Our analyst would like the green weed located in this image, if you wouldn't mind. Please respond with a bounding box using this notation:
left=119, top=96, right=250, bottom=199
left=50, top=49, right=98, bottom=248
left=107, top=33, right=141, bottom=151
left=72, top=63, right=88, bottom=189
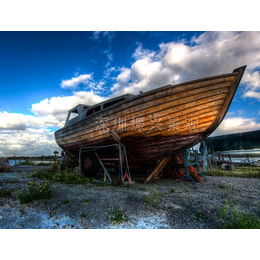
left=18, top=159, right=35, bottom=166
left=83, top=199, right=89, bottom=204
left=108, top=208, right=129, bottom=224
left=216, top=201, right=260, bottom=229
left=91, top=180, right=108, bottom=187
left=62, top=199, right=69, bottom=205
left=143, top=188, right=163, bottom=207
left=219, top=184, right=228, bottom=189
left=207, top=166, right=260, bottom=178
left=17, top=181, right=52, bottom=204
left=171, top=187, right=178, bottom=193
left=32, top=168, right=94, bottom=184
left=0, top=188, right=13, bottom=198
left=195, top=210, right=207, bottom=220
left=139, top=185, right=149, bottom=191
left=31, top=168, right=53, bottom=180
left=80, top=212, right=87, bottom=218
left=19, top=208, right=25, bottom=217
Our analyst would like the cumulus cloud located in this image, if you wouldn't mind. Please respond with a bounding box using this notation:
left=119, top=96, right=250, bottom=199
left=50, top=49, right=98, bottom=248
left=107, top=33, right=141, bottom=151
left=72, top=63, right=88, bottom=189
left=31, top=91, right=107, bottom=121
left=243, top=90, right=260, bottom=99
left=0, top=111, right=64, bottom=157
left=211, top=117, right=260, bottom=136
left=111, top=31, right=260, bottom=97
left=0, top=111, right=63, bottom=130
left=0, top=90, right=107, bottom=156
left=0, top=128, right=60, bottom=157
left=60, top=73, right=93, bottom=90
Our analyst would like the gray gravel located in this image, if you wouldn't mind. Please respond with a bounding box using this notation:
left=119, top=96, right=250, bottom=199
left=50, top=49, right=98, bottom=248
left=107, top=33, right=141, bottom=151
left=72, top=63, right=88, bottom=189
left=0, top=167, right=259, bottom=229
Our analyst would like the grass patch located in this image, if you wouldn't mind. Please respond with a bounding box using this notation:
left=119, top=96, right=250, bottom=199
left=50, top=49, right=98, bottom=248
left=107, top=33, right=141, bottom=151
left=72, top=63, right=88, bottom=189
left=216, top=201, right=260, bottom=229
left=32, top=168, right=109, bottom=186
left=218, top=184, right=229, bottom=189
left=171, top=187, right=179, bottom=193
left=206, top=166, right=260, bottom=178
left=108, top=208, right=129, bottom=224
left=80, top=212, right=87, bottom=218
left=19, top=208, right=25, bottom=217
left=62, top=199, right=69, bottom=205
left=17, top=181, right=52, bottom=204
left=31, top=168, right=53, bottom=180
left=83, top=199, right=89, bottom=204
left=139, top=185, right=149, bottom=191
left=0, top=188, right=13, bottom=198
left=18, top=159, right=35, bottom=166
left=91, top=180, right=108, bottom=187
left=195, top=210, right=207, bottom=220
left=143, top=188, right=163, bottom=207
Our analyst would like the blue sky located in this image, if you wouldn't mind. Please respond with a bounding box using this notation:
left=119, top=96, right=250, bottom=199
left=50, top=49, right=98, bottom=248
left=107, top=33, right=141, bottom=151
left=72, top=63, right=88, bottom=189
left=0, top=31, right=202, bottom=113
left=1, top=31, right=260, bottom=157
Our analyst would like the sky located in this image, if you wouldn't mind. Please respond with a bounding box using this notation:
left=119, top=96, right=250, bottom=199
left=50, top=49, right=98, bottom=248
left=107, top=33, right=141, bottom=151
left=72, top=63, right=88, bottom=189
left=1, top=31, right=260, bottom=157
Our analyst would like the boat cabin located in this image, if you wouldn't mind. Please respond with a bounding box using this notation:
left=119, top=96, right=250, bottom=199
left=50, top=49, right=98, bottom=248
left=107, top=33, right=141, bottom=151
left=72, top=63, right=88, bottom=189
left=65, top=94, right=135, bottom=127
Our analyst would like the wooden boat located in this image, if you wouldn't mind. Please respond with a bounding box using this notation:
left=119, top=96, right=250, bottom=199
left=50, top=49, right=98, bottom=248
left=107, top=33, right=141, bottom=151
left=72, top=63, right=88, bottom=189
left=55, top=66, right=246, bottom=176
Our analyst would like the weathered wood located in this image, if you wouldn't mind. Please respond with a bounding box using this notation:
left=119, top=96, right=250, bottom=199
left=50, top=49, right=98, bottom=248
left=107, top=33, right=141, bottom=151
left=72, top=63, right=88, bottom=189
left=58, top=86, right=229, bottom=141
left=109, top=130, right=136, bottom=164
left=58, top=93, right=226, bottom=144
left=144, top=157, right=172, bottom=184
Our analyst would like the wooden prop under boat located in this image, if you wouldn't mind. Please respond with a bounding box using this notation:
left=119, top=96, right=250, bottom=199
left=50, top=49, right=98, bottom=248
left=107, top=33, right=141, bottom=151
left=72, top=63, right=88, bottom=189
left=55, top=66, right=246, bottom=174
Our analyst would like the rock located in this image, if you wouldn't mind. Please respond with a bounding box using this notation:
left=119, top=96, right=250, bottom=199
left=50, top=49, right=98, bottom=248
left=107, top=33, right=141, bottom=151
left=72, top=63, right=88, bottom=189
left=0, top=157, right=10, bottom=172
left=221, top=163, right=235, bottom=171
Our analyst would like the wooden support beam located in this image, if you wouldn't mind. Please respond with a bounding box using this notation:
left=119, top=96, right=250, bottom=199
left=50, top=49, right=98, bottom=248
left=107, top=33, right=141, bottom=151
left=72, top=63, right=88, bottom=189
left=144, top=157, right=171, bottom=184
left=109, top=130, right=137, bottom=164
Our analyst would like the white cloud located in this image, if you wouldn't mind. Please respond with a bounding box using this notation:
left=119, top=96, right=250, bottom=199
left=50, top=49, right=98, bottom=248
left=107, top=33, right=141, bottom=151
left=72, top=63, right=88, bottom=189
left=111, top=67, right=132, bottom=93
left=211, top=117, right=260, bottom=136
left=0, top=111, right=62, bottom=130
left=242, top=70, right=260, bottom=90
left=111, top=31, right=260, bottom=97
left=226, top=112, right=235, bottom=117
left=0, top=90, right=107, bottom=157
left=60, top=73, right=93, bottom=90
left=31, top=91, right=107, bottom=121
left=91, top=31, right=115, bottom=42
left=243, top=90, right=260, bottom=99
left=104, top=67, right=116, bottom=79
left=0, top=128, right=60, bottom=157
left=102, top=49, right=113, bottom=68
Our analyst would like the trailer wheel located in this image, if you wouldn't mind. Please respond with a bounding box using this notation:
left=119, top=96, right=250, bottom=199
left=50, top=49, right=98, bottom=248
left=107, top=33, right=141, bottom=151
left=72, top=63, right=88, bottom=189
left=81, top=152, right=98, bottom=177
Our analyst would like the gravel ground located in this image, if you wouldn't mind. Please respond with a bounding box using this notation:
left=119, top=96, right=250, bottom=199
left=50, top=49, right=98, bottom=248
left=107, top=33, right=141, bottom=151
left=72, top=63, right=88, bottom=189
left=0, top=166, right=259, bottom=229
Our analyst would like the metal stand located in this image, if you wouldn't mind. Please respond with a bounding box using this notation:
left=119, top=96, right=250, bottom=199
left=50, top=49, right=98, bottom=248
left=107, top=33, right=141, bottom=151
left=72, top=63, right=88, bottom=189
left=201, top=141, right=213, bottom=172
left=182, top=150, right=195, bottom=183
left=79, top=143, right=131, bottom=185
left=176, top=148, right=205, bottom=183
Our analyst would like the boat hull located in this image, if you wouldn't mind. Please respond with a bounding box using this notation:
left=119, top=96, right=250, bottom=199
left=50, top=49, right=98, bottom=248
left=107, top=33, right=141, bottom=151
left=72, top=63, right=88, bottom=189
left=55, top=66, right=246, bottom=165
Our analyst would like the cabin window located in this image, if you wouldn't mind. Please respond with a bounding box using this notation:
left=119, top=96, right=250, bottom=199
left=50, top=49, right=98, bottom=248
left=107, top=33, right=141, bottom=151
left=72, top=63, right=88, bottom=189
left=86, top=105, right=101, bottom=116
left=68, top=109, right=79, bottom=121
left=103, top=98, right=125, bottom=109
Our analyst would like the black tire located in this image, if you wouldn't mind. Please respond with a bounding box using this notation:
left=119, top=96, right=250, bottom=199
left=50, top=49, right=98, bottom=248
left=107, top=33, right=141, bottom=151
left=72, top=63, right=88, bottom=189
left=81, top=152, right=99, bottom=177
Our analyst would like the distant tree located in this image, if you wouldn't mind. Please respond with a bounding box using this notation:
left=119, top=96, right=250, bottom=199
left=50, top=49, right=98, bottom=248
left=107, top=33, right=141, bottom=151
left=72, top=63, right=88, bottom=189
left=53, top=151, right=59, bottom=158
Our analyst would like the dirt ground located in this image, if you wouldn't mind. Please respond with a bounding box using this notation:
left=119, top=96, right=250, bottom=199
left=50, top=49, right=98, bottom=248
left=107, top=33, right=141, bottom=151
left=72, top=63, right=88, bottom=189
left=0, top=166, right=260, bottom=229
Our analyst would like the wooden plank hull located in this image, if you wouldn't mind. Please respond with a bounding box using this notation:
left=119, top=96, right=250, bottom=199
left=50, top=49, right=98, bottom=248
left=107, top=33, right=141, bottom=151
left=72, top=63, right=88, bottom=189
left=55, top=66, right=246, bottom=165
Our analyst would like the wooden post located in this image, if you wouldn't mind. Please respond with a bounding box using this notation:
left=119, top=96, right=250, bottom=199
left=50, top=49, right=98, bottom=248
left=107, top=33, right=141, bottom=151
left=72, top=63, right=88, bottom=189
left=109, top=130, right=136, bottom=164
left=144, top=157, right=171, bottom=184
